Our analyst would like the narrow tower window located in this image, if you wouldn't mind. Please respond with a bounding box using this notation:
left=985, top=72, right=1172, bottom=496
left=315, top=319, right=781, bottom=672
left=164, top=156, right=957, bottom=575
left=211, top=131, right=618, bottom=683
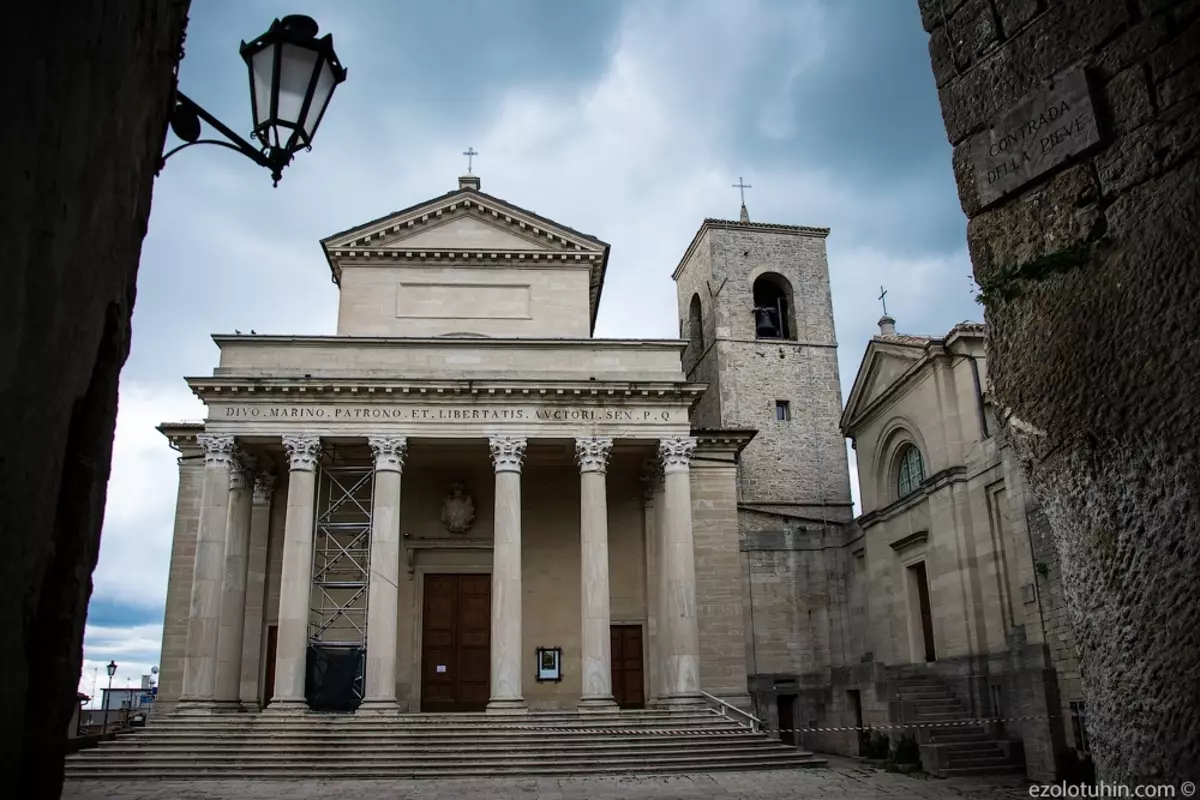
left=775, top=401, right=791, bottom=421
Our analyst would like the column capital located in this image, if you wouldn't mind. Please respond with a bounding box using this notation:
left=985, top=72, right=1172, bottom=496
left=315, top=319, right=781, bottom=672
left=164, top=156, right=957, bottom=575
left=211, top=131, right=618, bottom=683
left=282, top=434, right=322, bottom=472
left=229, top=451, right=257, bottom=490
left=253, top=472, right=276, bottom=505
left=489, top=435, right=527, bottom=473
left=368, top=436, right=408, bottom=473
left=197, top=434, right=236, bottom=469
left=575, top=437, right=613, bottom=474
left=658, top=437, right=697, bottom=474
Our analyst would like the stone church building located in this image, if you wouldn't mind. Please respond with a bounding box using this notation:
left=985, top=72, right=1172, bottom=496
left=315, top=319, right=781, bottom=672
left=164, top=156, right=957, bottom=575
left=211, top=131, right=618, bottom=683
left=153, top=174, right=1082, bottom=780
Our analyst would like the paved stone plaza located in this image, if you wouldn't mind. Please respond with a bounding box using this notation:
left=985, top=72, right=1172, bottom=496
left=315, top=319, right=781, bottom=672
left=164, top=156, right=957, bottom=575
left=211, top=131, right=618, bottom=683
left=63, top=761, right=1031, bottom=800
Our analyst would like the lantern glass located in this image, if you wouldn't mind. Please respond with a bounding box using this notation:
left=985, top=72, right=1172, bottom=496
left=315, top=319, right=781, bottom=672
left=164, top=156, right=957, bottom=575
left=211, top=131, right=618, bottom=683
left=106, top=661, right=117, bottom=678
left=302, top=58, right=338, bottom=140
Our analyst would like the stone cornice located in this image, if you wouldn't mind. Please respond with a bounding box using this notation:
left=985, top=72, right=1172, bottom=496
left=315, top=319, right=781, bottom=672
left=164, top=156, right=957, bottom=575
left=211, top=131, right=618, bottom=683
left=692, top=428, right=757, bottom=456
left=209, top=335, right=688, bottom=351
left=158, top=421, right=205, bottom=450
left=889, top=530, right=929, bottom=552
left=857, top=465, right=968, bottom=529
left=672, top=218, right=830, bottom=281
left=185, top=377, right=709, bottom=405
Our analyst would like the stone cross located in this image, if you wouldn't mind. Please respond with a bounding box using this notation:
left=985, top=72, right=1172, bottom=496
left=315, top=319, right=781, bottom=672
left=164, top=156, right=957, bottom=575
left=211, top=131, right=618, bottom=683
left=463, top=146, right=478, bottom=173
left=733, top=176, right=752, bottom=206
left=878, top=285, right=889, bottom=316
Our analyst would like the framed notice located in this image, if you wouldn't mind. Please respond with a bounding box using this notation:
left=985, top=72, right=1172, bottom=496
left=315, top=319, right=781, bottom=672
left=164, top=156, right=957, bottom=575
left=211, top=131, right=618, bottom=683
left=535, top=646, right=563, bottom=683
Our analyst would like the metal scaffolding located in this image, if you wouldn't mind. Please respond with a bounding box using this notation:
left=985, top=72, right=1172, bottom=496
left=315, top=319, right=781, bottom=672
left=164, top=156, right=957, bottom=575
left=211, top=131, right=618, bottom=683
left=307, top=459, right=374, bottom=710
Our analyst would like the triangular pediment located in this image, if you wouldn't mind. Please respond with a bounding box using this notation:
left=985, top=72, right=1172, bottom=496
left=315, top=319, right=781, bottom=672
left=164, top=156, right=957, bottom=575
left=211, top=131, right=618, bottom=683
left=841, top=340, right=928, bottom=431
left=374, top=211, right=555, bottom=251
left=321, top=187, right=607, bottom=255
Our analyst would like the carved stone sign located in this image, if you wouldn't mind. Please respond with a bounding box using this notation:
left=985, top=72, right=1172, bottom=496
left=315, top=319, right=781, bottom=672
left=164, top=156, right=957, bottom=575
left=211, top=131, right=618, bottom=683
left=972, top=67, right=1101, bottom=207
left=214, top=403, right=681, bottom=423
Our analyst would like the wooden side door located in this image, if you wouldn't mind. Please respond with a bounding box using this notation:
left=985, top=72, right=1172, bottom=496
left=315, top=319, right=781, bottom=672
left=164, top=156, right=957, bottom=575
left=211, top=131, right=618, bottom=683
left=421, top=574, right=491, bottom=712
left=263, top=625, right=278, bottom=707
left=610, top=624, right=645, bottom=709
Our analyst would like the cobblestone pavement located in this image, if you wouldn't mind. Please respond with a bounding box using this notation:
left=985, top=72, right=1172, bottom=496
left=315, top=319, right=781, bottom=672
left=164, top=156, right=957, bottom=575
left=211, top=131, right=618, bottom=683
left=63, top=758, right=1033, bottom=799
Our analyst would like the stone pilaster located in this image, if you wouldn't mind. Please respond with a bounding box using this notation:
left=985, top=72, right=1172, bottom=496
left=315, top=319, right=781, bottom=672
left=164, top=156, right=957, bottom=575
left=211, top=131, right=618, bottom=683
left=576, top=437, right=617, bottom=710
left=213, top=451, right=256, bottom=709
left=239, top=472, right=275, bottom=708
left=179, top=434, right=236, bottom=708
left=657, top=436, right=703, bottom=705
left=487, top=435, right=527, bottom=713
left=360, top=436, right=407, bottom=714
left=267, top=434, right=321, bottom=713
left=641, top=458, right=663, bottom=703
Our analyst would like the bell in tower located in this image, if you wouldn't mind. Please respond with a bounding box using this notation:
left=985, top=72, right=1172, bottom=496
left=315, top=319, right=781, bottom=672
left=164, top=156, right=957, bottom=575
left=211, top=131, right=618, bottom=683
left=754, top=306, right=782, bottom=338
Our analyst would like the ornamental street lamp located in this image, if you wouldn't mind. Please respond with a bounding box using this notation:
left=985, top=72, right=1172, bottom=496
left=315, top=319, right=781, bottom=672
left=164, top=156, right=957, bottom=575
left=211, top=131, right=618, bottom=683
left=103, top=660, right=117, bottom=735
left=160, top=14, right=347, bottom=186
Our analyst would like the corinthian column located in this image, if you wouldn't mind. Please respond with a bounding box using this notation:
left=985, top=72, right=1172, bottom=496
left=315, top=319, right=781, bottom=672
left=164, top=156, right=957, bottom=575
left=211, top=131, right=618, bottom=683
left=180, top=434, right=236, bottom=708
left=487, top=435, right=527, bottom=713
left=268, top=434, right=321, bottom=712
left=240, top=471, right=275, bottom=709
left=360, top=435, right=407, bottom=714
left=213, top=451, right=255, bottom=709
left=576, top=437, right=618, bottom=710
left=657, top=436, right=702, bottom=705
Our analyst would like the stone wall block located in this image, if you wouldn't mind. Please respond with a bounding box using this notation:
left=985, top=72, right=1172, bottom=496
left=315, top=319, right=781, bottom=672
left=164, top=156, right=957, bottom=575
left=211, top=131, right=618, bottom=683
left=937, top=0, right=1130, bottom=144
left=966, top=164, right=1103, bottom=283
left=1103, top=65, right=1158, bottom=135
left=1095, top=95, right=1200, bottom=195
left=1159, top=61, right=1200, bottom=107
left=919, top=0, right=971, bottom=32
left=995, top=0, right=1043, bottom=39
left=1148, top=14, right=1200, bottom=82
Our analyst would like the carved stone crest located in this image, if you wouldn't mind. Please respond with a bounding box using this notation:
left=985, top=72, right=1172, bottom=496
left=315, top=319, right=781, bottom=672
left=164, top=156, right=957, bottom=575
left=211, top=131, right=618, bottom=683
left=441, top=482, right=475, bottom=535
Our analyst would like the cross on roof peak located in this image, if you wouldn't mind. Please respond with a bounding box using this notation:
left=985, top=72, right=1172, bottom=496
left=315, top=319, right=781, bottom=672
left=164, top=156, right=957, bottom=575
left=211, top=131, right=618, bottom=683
left=463, top=147, right=478, bottom=174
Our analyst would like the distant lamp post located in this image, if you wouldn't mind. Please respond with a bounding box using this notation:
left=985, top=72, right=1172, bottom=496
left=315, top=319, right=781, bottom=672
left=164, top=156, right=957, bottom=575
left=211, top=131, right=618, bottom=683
left=103, top=660, right=117, bottom=735
left=160, top=15, right=348, bottom=186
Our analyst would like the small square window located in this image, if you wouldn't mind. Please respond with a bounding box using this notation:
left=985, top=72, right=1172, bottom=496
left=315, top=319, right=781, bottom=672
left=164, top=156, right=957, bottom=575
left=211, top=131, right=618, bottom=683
left=775, top=401, right=791, bottom=421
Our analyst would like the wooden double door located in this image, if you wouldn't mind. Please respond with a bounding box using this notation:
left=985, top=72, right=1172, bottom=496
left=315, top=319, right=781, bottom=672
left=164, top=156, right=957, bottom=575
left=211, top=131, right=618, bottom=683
left=421, top=574, right=491, bottom=712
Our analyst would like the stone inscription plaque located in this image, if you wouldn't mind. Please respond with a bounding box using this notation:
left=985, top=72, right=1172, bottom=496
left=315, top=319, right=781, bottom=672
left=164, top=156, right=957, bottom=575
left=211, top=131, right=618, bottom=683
left=972, top=67, right=1101, bottom=207
left=213, top=403, right=682, bottom=424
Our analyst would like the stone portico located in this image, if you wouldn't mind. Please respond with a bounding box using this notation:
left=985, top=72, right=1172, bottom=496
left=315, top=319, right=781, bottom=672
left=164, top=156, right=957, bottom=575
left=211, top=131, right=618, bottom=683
left=155, top=175, right=754, bottom=715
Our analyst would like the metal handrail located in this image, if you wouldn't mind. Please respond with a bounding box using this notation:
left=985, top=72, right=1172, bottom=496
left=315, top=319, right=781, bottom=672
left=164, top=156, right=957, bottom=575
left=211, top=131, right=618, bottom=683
left=700, top=690, right=763, bottom=731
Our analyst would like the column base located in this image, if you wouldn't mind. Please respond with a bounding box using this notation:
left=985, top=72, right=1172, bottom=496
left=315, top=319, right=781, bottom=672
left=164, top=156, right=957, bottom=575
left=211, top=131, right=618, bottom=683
left=578, top=696, right=619, bottom=712
left=262, top=698, right=311, bottom=715
left=653, top=694, right=706, bottom=708
left=172, top=698, right=222, bottom=715
left=209, top=699, right=249, bottom=713
left=356, top=698, right=401, bottom=715
left=485, top=698, right=528, bottom=715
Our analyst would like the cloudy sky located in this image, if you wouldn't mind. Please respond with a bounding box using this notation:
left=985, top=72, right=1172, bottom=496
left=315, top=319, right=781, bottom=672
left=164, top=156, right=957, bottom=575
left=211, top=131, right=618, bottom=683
left=79, top=0, right=979, bottom=702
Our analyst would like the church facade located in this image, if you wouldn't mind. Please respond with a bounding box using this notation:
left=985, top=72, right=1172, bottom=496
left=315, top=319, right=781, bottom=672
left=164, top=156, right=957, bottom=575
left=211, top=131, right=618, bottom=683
left=153, top=174, right=1080, bottom=780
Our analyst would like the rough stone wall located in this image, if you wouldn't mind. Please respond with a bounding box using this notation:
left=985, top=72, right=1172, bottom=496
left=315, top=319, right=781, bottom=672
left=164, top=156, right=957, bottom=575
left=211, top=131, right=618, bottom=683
left=0, top=2, right=189, bottom=796
left=920, top=0, right=1200, bottom=781
left=674, top=230, right=723, bottom=428
left=154, top=449, right=203, bottom=712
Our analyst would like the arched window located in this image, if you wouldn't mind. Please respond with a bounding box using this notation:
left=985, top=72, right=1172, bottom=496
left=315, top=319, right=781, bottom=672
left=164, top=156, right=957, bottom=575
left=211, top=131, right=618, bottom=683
left=752, top=273, right=794, bottom=339
left=897, top=445, right=925, bottom=498
left=688, top=293, right=704, bottom=352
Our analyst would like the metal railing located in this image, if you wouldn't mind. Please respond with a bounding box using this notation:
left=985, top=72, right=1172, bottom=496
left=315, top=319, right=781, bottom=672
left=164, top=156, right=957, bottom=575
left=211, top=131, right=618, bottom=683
left=700, top=690, right=763, bottom=732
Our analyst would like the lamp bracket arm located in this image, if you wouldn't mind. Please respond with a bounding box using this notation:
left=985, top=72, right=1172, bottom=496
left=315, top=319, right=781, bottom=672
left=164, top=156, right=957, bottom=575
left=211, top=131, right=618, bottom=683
left=160, top=91, right=272, bottom=172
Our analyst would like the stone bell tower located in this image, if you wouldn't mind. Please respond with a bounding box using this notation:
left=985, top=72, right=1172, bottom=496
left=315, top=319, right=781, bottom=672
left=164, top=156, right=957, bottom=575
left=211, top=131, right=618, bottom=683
left=672, top=209, right=852, bottom=522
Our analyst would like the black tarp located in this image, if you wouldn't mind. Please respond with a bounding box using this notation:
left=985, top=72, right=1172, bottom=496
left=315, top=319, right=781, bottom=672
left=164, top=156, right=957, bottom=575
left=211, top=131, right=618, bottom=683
left=305, top=645, right=364, bottom=712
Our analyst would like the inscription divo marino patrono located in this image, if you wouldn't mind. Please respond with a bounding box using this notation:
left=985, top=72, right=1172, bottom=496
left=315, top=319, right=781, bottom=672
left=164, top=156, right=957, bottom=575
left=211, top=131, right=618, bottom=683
left=217, top=405, right=677, bottom=422
left=973, top=67, right=1101, bottom=206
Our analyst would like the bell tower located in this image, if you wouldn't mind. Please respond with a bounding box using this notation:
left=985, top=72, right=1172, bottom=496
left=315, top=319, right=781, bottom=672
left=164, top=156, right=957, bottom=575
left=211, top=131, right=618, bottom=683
left=672, top=214, right=853, bottom=521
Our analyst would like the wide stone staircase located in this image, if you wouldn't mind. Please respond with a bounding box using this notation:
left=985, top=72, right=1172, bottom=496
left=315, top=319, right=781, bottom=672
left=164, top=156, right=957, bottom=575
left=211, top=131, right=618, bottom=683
left=893, top=665, right=1026, bottom=777
left=64, top=707, right=827, bottom=779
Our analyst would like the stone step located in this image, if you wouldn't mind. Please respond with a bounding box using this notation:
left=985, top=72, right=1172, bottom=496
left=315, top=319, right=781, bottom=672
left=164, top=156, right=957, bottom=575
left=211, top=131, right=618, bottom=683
left=946, top=753, right=1012, bottom=768
left=81, top=735, right=773, bottom=752
left=72, top=743, right=793, bottom=764
left=937, top=764, right=1026, bottom=777
left=940, top=742, right=1006, bottom=755
left=130, top=725, right=744, bottom=741
left=65, top=751, right=828, bottom=779
left=147, top=715, right=728, bottom=729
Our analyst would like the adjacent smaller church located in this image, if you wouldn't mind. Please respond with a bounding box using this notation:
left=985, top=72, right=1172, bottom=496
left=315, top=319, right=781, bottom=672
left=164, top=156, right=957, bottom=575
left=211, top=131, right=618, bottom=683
left=152, top=173, right=1084, bottom=781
